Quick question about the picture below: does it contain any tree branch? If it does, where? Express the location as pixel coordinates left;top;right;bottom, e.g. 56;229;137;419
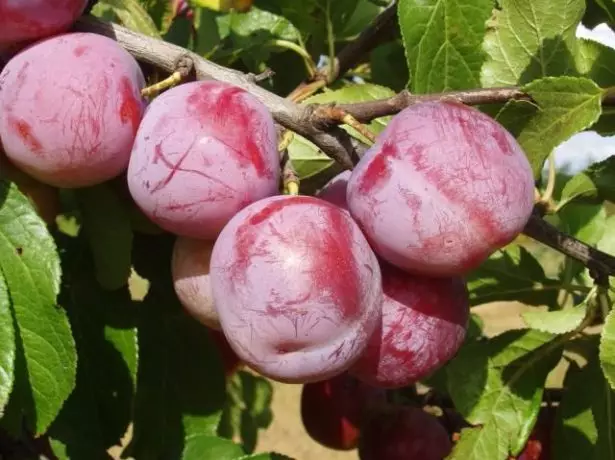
72;15;363;170
72;15;615;280
317;0;399;84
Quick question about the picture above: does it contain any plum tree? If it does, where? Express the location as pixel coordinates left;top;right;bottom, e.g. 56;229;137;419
172;236;221;330
300;372;385;451
0;148;59;226
0;32;146;188
349;263;469;388
346;101;535;277
209;194;383;384
319;169;470;388
0;0;87;49
127;80;281;240
358;405;453;460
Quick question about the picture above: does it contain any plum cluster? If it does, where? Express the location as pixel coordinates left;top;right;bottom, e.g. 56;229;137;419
0;6;536;459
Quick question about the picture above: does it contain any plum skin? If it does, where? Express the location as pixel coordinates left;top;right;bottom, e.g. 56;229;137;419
0;0;88;49
209;194;383;384
300;373;385;451
346;101;535;277
358;405;452;460
172;236;221;330
319;171;469;388
127;80;281;240
0;32;146;188
349;263;469;388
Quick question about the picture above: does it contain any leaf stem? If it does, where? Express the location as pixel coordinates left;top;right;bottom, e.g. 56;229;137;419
265;39;317;78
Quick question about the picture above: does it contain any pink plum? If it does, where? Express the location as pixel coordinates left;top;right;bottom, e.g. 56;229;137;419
127;80;281;240
0;0;87;49
0;32;146;188
172;236;221;330
346;101;535;276
209;194;383;384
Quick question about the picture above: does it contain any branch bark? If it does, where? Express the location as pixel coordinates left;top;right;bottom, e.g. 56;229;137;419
72;15;363;170
72;15;615;280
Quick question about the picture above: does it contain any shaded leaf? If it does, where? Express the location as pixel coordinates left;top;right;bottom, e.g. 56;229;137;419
466;244;559;307
76;184;133;291
553;350;615;459
218;371;273;454
600;306;615;389
481;0;584;86
48;242;138;459
398;0;493;93
0;181;76;435
574;38;615;88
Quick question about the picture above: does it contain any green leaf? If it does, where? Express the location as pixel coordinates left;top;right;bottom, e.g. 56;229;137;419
370;41;410;92
0;273;15;416
522;293;591;334
76;184;133;291
583;0;615;27
48;247;138;459
600;307;615;389
218;371;273;454
495;76;603;179
574;38;615;88
466;244;559;307
138;0;175;33
397;0;493;93
481;0;584;87
182;435;245;460
98;0;161;37
557;203;607;246
560;156;615;206
553;350;615;459
447;329;559;459
0;181;76;435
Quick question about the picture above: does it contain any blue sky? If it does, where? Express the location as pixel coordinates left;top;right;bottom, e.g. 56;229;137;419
550;23;615;174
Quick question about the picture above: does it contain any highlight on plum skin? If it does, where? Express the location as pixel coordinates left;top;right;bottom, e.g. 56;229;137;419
349;262;469;389
300;372;385;451
0;0;88;49
0;32;146;188
358;405;453;460
209;194;384;384
171;236;221;330
346;100;536;277
127;80;281;240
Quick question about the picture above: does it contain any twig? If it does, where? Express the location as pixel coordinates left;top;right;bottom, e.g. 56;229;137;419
316;0;399;84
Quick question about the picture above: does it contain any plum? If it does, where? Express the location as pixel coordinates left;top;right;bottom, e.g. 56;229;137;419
317;170;351;210
209;194;383;384
0;32;146;188
346;101;535;277
0;0;87;49
358;405;452;460
300;372;385;451
349;263;469;388
172;236;221;330
127;80;281;240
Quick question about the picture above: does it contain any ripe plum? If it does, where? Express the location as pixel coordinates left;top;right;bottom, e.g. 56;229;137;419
127;80;280;240
0;0;87;49
210;194;383;383
0;32;146;188
346;101;535;276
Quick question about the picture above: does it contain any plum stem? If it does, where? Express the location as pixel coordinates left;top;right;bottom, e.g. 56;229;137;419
141;71;183;98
